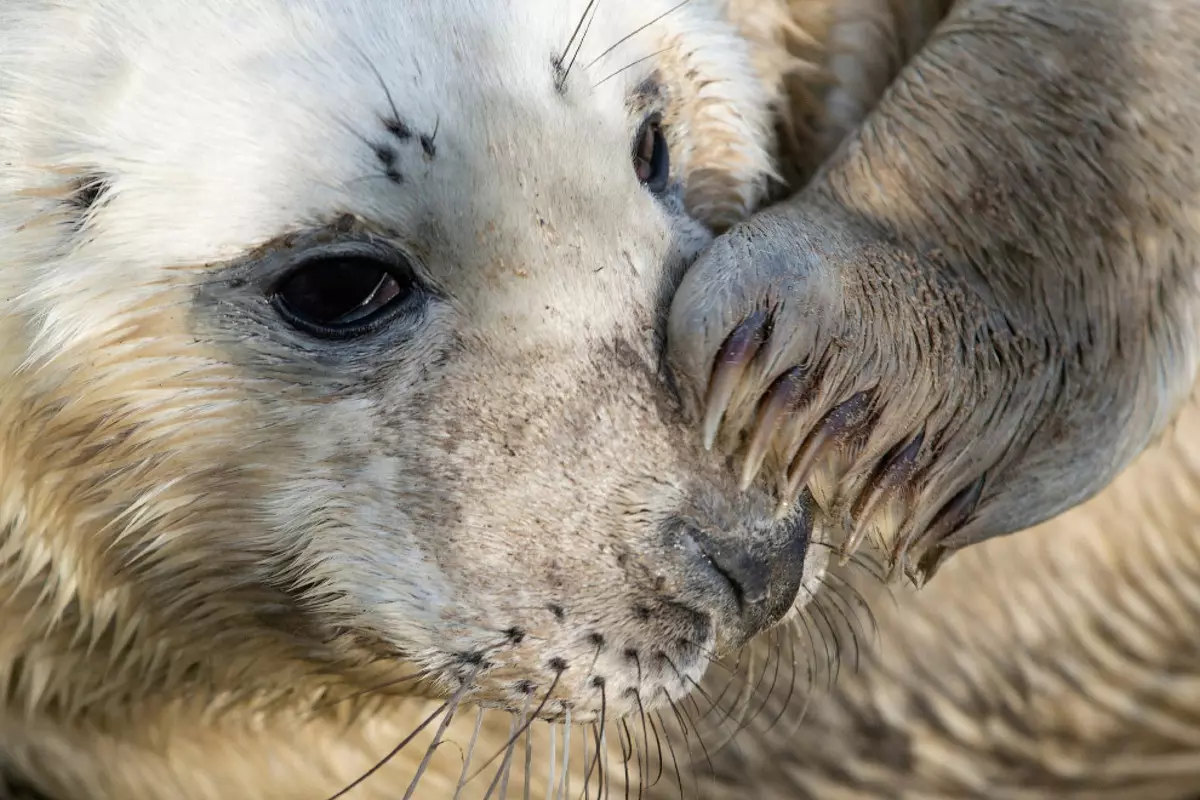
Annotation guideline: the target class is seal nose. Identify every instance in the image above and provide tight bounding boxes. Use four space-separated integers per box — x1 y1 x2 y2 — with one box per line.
680 526 773 607
667 496 812 649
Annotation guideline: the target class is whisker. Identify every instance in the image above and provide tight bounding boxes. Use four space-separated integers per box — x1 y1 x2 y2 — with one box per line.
727 627 784 740
617 718 632 800
453 707 487 800
402 672 478 800
352 44 403 128
562 0 601 89
524 694 535 800
664 694 694 763
584 0 694 70
686 696 722 777
560 0 600 71
653 709 686 800
591 48 671 89
821 568 883 642
326 699 450 800
809 596 844 685
467 669 564 785
764 616 802 734
559 708 572 800
481 712 523 800
637 692 663 789
546 719 558 800
817 575 864 671
583 717 594 800
602 715 612 800
596 680 610 800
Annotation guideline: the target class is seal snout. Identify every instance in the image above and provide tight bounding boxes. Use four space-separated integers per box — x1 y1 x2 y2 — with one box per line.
664 495 812 651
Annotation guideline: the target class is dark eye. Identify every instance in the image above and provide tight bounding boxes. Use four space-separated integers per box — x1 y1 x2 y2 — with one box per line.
634 115 670 194
271 252 415 339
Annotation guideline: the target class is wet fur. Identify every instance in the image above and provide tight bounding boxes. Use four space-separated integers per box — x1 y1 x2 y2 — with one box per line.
3 0 1200 799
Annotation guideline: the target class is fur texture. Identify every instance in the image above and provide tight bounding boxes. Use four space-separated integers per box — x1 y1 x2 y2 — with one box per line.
667 0 1200 797
0 1 820 796
4 0 1200 798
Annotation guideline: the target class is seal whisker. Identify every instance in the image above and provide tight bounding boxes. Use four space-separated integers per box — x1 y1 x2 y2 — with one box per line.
635 691 663 790
558 0 600 74
453 706 487 800
401 670 478 800
653 709 686 800
481 709 523 800
736 626 786 736
582 717 594 799
816 574 866 672
325 698 451 800
523 694 535 800
466 667 563 785
544 717 557 800
583 0 695 71
810 593 846 685
787 612 822 698
591 48 673 89
761 618 804 734
561 0 601 89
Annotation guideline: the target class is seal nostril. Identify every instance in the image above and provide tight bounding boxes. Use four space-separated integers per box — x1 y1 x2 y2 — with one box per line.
676 521 772 610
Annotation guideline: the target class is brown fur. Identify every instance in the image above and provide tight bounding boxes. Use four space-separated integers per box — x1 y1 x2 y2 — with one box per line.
3 0 1199 798
665 0 1200 797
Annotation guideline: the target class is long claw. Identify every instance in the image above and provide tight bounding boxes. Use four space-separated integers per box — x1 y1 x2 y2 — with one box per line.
775 391 873 518
739 366 812 490
841 431 925 561
702 311 770 451
892 473 985 573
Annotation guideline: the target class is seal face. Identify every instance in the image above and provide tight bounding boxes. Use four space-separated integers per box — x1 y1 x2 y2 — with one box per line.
0 0 825 743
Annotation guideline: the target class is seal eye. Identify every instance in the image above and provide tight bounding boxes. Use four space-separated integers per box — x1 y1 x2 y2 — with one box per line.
634 115 670 194
272 254 413 339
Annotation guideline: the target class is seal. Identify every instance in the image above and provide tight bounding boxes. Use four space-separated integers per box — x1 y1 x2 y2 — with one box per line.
3 0 1199 798
0 1 831 797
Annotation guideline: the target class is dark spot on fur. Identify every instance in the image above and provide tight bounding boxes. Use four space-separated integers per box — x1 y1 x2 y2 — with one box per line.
373 144 396 167
551 56 568 95
591 676 605 689
548 657 568 673
632 604 651 621
420 134 436 158
333 213 356 233
383 117 411 140
623 648 638 662
65 173 110 227
504 627 526 644
587 632 605 649
373 144 403 184
515 679 535 695
548 603 566 621
460 650 486 666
